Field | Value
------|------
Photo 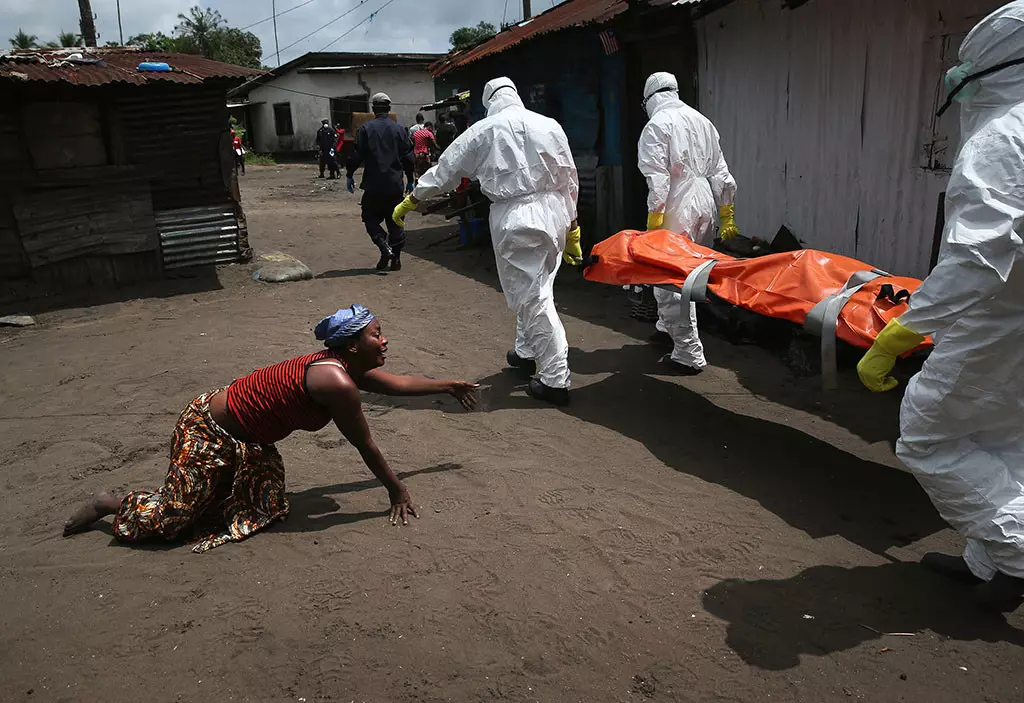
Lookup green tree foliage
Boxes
[57,30,83,47]
[9,29,38,49]
[449,22,497,51]
[44,30,84,48]
[128,7,262,69]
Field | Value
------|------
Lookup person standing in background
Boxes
[231,129,245,176]
[317,119,338,179]
[346,93,415,272]
[435,115,457,154]
[412,122,438,183]
[409,113,426,138]
[334,122,347,160]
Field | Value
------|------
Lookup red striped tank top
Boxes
[226,350,347,444]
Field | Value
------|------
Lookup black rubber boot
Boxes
[526,378,569,407]
[506,350,536,374]
[390,249,403,271]
[974,573,1024,613]
[376,253,390,271]
[921,552,985,585]
[659,354,704,376]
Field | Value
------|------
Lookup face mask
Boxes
[937,57,1024,116]
[642,87,675,111]
[944,63,981,103]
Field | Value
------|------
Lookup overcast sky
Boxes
[2,0,565,63]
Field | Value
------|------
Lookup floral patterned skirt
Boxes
[112,390,289,553]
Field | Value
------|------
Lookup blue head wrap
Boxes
[314,305,376,348]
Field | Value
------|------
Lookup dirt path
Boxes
[1,164,1021,702]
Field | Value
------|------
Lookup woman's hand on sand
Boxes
[448,381,480,410]
[388,484,418,526]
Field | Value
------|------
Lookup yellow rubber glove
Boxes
[719,204,740,241]
[563,225,583,266]
[646,211,665,231]
[856,318,925,392]
[392,196,418,228]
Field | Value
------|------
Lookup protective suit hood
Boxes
[644,71,684,118]
[954,2,1024,130]
[483,77,524,117]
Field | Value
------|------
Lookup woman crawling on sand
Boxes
[63,305,478,552]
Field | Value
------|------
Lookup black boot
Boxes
[527,378,569,407]
[506,350,536,374]
[659,354,704,376]
[390,249,402,271]
[921,552,985,585]
[975,573,1024,613]
[376,252,390,270]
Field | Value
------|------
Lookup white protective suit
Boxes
[638,72,737,369]
[412,77,579,389]
[896,3,1024,581]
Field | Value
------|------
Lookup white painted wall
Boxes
[245,66,435,153]
[697,0,1003,277]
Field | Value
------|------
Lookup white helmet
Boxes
[483,77,518,110]
[643,71,678,100]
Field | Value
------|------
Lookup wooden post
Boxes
[78,0,98,47]
[523,0,532,20]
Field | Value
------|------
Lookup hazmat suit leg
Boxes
[490,194,571,390]
[653,288,706,370]
[896,274,1024,581]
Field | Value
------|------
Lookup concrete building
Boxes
[229,52,442,155]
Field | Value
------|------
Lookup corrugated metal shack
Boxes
[0,48,261,295]
[697,0,1006,277]
[431,0,707,245]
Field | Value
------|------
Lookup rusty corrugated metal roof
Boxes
[0,48,262,87]
[431,0,629,77]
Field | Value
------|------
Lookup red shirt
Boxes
[412,129,435,155]
[226,350,347,444]
[335,128,345,151]
[232,136,243,152]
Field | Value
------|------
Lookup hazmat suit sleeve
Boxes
[411,127,485,201]
[708,125,737,207]
[899,126,1024,335]
[638,121,671,214]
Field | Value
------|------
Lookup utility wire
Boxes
[260,0,368,62]
[316,0,399,52]
[240,0,320,31]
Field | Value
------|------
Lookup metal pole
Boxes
[523,0,532,20]
[272,0,282,66]
[117,0,124,45]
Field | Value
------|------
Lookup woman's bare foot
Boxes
[63,492,122,536]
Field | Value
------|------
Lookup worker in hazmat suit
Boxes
[391,77,582,406]
[857,1,1024,612]
[638,71,739,374]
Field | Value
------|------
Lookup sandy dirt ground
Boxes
[1,164,1022,702]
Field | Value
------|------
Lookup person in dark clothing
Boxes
[346,93,415,271]
[316,119,338,178]
[435,115,457,154]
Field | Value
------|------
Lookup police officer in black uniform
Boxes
[346,93,415,271]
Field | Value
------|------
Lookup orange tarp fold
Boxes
[585,230,927,350]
